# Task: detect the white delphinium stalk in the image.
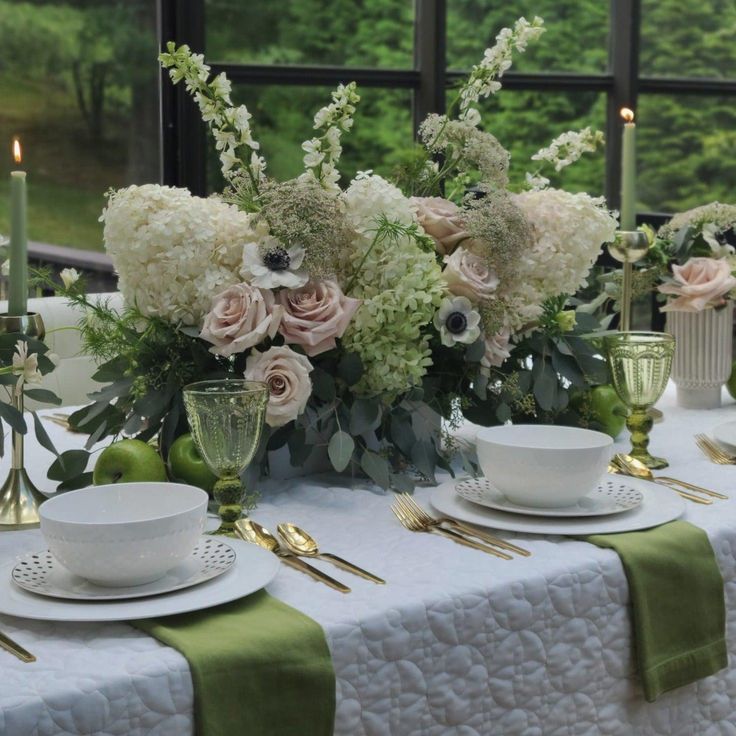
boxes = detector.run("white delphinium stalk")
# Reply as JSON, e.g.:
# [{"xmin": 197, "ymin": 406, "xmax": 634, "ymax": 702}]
[
  {"xmin": 301, "ymin": 82, "xmax": 360, "ymax": 191},
  {"xmin": 530, "ymin": 127, "xmax": 605, "ymax": 173},
  {"xmin": 159, "ymin": 43, "xmax": 264, "ymax": 193},
  {"xmin": 457, "ymin": 16, "xmax": 545, "ymax": 123}
]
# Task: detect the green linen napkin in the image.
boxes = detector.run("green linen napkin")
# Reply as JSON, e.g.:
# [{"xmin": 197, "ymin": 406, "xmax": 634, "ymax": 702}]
[
  {"xmin": 586, "ymin": 520, "xmax": 727, "ymax": 702},
  {"xmin": 133, "ymin": 590, "xmax": 335, "ymax": 736}
]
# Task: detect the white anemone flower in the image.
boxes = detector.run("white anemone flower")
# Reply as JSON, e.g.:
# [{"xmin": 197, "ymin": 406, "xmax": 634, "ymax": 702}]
[
  {"xmin": 241, "ymin": 239, "xmax": 309, "ymax": 289},
  {"xmin": 434, "ymin": 296, "xmax": 481, "ymax": 347}
]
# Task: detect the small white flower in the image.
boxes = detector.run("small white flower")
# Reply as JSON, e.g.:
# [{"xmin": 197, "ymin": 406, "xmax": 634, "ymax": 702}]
[
  {"xmin": 702, "ymin": 222, "xmax": 735, "ymax": 258},
  {"xmin": 12, "ymin": 340, "xmax": 42, "ymax": 384},
  {"xmin": 433, "ymin": 296, "xmax": 481, "ymax": 347},
  {"xmin": 241, "ymin": 239, "xmax": 309, "ymax": 289},
  {"xmin": 60, "ymin": 267, "xmax": 80, "ymax": 289}
]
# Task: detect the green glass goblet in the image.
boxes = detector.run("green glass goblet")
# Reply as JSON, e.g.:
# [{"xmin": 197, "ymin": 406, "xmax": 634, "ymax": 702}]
[
  {"xmin": 183, "ymin": 379, "xmax": 268, "ymax": 536},
  {"xmin": 604, "ymin": 331, "xmax": 675, "ymax": 469}
]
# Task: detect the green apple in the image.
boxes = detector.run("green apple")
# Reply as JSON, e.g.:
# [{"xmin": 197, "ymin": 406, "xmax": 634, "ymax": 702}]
[
  {"xmin": 93, "ymin": 439, "xmax": 167, "ymax": 485},
  {"xmin": 727, "ymin": 360, "xmax": 736, "ymax": 400},
  {"xmin": 167, "ymin": 434, "xmax": 216, "ymax": 495},
  {"xmin": 587, "ymin": 385, "xmax": 628, "ymax": 439}
]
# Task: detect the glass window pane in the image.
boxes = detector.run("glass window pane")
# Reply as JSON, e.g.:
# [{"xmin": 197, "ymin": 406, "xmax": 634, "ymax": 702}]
[
  {"xmin": 447, "ymin": 1, "xmax": 609, "ymax": 73},
  {"xmin": 205, "ymin": 0, "xmax": 414, "ymax": 68},
  {"xmin": 0, "ymin": 0, "xmax": 160, "ymax": 252},
  {"xmin": 640, "ymin": 0, "xmax": 736, "ymax": 78},
  {"xmin": 206, "ymin": 85, "xmax": 413, "ymax": 192},
  {"xmin": 637, "ymin": 94, "xmax": 736, "ymax": 212},
  {"xmin": 468, "ymin": 90, "xmax": 606, "ymax": 195}
]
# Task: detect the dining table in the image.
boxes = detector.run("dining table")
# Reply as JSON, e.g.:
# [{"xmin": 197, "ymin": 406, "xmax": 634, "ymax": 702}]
[{"xmin": 1, "ymin": 382, "xmax": 736, "ymax": 736}]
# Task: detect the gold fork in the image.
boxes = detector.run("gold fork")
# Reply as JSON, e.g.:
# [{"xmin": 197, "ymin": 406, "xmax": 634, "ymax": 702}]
[
  {"xmin": 695, "ymin": 434, "xmax": 736, "ymax": 465},
  {"xmin": 391, "ymin": 501, "xmax": 511, "ymax": 558},
  {"xmin": 398, "ymin": 493, "xmax": 530, "ymax": 557}
]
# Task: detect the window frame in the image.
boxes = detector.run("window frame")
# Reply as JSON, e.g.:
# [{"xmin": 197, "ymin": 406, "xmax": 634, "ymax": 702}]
[{"xmin": 159, "ymin": 0, "xmax": 736, "ymax": 214}]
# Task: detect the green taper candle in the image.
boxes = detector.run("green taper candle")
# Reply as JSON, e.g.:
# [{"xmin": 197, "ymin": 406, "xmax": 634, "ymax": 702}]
[
  {"xmin": 8, "ymin": 138, "xmax": 27, "ymax": 317},
  {"xmin": 620, "ymin": 108, "xmax": 636, "ymax": 231}
]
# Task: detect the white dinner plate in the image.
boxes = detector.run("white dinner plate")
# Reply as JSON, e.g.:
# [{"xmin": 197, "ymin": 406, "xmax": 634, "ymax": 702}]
[
  {"xmin": 455, "ymin": 477, "xmax": 643, "ymax": 518},
  {"xmin": 432, "ymin": 473, "xmax": 685, "ymax": 536},
  {"xmin": 0, "ymin": 537, "xmax": 279, "ymax": 622},
  {"xmin": 11, "ymin": 537, "xmax": 236, "ymax": 601},
  {"xmin": 712, "ymin": 420, "xmax": 736, "ymax": 452}
]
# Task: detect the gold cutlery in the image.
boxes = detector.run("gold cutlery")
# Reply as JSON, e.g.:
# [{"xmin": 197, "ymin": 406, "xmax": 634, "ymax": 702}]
[
  {"xmin": 391, "ymin": 500, "xmax": 511, "ymax": 558},
  {"xmin": 277, "ymin": 523, "xmax": 385, "ymax": 584},
  {"xmin": 695, "ymin": 434, "xmax": 736, "ymax": 466},
  {"xmin": 611, "ymin": 453, "xmax": 724, "ymax": 503},
  {"xmin": 234, "ymin": 519, "xmax": 351, "ymax": 593},
  {"xmin": 0, "ymin": 630, "xmax": 35, "ymax": 663},
  {"xmin": 397, "ymin": 493, "xmax": 530, "ymax": 557}
]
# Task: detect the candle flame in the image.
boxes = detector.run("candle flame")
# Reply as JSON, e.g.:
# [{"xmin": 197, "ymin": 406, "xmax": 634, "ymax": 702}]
[
  {"xmin": 12, "ymin": 138, "xmax": 21, "ymax": 164},
  {"xmin": 620, "ymin": 107, "xmax": 635, "ymax": 123}
]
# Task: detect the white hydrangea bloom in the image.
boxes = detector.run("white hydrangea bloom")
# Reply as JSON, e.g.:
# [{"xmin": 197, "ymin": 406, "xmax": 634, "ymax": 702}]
[
  {"xmin": 342, "ymin": 175, "xmax": 445, "ymax": 396},
  {"xmin": 101, "ymin": 184, "xmax": 263, "ymax": 325},
  {"xmin": 512, "ymin": 188, "xmax": 618, "ymax": 303}
]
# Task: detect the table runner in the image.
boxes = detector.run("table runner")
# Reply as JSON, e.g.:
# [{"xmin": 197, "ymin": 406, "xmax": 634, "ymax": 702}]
[
  {"xmin": 587, "ymin": 520, "xmax": 727, "ymax": 701},
  {"xmin": 133, "ymin": 590, "xmax": 335, "ymax": 736}
]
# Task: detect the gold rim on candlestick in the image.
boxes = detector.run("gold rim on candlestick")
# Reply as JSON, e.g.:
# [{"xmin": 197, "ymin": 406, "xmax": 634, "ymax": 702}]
[
  {"xmin": 0, "ymin": 312, "xmax": 47, "ymax": 530},
  {"xmin": 607, "ymin": 230, "xmax": 650, "ymax": 332}
]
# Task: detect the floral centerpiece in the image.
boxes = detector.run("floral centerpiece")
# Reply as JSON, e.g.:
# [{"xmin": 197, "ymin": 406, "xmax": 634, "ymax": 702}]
[{"xmin": 49, "ymin": 17, "xmax": 619, "ymax": 495}]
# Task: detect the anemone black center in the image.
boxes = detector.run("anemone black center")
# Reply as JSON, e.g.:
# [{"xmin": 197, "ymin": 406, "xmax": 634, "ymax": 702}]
[
  {"xmin": 263, "ymin": 247, "xmax": 291, "ymax": 271},
  {"xmin": 446, "ymin": 311, "xmax": 467, "ymax": 334}
]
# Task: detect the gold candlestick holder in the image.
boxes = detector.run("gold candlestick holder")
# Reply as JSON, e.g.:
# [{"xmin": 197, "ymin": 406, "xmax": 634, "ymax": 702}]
[
  {"xmin": 607, "ymin": 230, "xmax": 650, "ymax": 331},
  {"xmin": 0, "ymin": 313, "xmax": 47, "ymax": 530}
]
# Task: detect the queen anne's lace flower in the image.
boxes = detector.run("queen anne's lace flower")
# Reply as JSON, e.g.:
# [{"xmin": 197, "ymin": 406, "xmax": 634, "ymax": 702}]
[
  {"xmin": 102, "ymin": 184, "xmax": 260, "ymax": 325},
  {"xmin": 530, "ymin": 128, "xmax": 604, "ymax": 173}
]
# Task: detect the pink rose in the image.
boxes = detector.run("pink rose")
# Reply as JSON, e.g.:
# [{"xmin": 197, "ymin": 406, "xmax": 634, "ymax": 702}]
[
  {"xmin": 277, "ymin": 280, "xmax": 361, "ymax": 357},
  {"xmin": 411, "ymin": 196, "xmax": 471, "ymax": 255},
  {"xmin": 200, "ymin": 283, "xmax": 282, "ymax": 357},
  {"xmin": 659, "ymin": 257, "xmax": 736, "ymax": 312},
  {"xmin": 480, "ymin": 328, "xmax": 512, "ymax": 370},
  {"xmin": 443, "ymin": 247, "xmax": 499, "ymax": 302},
  {"xmin": 244, "ymin": 346, "xmax": 313, "ymax": 427}
]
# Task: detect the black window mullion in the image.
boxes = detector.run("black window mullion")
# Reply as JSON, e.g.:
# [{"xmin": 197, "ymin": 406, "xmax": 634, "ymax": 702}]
[
  {"xmin": 159, "ymin": 0, "xmax": 207, "ymax": 195},
  {"xmin": 414, "ymin": 0, "xmax": 446, "ymax": 132},
  {"xmin": 606, "ymin": 0, "xmax": 641, "ymax": 210}
]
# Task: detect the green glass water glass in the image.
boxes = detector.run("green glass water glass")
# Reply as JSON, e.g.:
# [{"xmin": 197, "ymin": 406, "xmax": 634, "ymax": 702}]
[
  {"xmin": 183, "ymin": 379, "xmax": 268, "ymax": 536},
  {"xmin": 604, "ymin": 331, "xmax": 675, "ymax": 469}
]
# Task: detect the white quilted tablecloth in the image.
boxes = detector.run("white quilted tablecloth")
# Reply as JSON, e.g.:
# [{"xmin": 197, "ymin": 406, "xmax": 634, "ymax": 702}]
[{"xmin": 2, "ymin": 384, "xmax": 736, "ymax": 736}]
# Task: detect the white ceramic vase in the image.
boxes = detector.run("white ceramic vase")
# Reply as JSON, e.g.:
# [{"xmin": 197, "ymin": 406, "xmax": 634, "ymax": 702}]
[{"xmin": 667, "ymin": 301, "xmax": 734, "ymax": 409}]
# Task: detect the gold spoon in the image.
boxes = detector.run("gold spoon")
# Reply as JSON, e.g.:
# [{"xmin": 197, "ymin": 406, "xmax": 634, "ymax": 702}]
[
  {"xmin": 234, "ymin": 519, "xmax": 351, "ymax": 593},
  {"xmin": 612, "ymin": 453, "xmax": 718, "ymax": 504},
  {"xmin": 277, "ymin": 523, "xmax": 385, "ymax": 584}
]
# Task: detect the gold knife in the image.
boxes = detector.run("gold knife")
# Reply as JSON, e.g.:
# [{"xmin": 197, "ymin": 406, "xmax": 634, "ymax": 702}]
[{"xmin": 0, "ymin": 630, "xmax": 35, "ymax": 663}]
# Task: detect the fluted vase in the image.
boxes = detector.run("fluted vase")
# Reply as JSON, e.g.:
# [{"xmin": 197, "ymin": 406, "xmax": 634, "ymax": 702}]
[{"xmin": 667, "ymin": 302, "xmax": 734, "ymax": 409}]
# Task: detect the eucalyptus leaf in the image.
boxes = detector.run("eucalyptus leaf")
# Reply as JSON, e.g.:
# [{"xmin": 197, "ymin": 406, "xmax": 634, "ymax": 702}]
[
  {"xmin": 390, "ymin": 473, "xmax": 415, "ymax": 493},
  {"xmin": 24, "ymin": 388, "xmax": 63, "ymax": 406},
  {"xmin": 311, "ymin": 369, "xmax": 336, "ymax": 402},
  {"xmin": 88, "ymin": 377, "xmax": 134, "ymax": 403},
  {"xmin": 92, "ymin": 355, "xmax": 128, "ymax": 384},
  {"xmin": 349, "ymin": 398, "xmax": 381, "ymax": 435},
  {"xmin": 57, "ymin": 472, "xmax": 94, "ymax": 492},
  {"xmin": 328, "ymin": 430, "xmax": 354, "ymax": 472},
  {"xmin": 287, "ymin": 428, "xmax": 312, "ymax": 466},
  {"xmin": 496, "ymin": 403, "xmax": 512, "ymax": 423},
  {"xmin": 551, "ymin": 350, "xmax": 585, "ymax": 387},
  {"xmin": 31, "ymin": 411, "xmax": 59, "ymax": 457},
  {"xmin": 465, "ymin": 338, "xmax": 486, "ymax": 363},
  {"xmin": 85, "ymin": 420, "xmax": 109, "ymax": 451},
  {"xmin": 0, "ymin": 402, "xmax": 27, "ymax": 435},
  {"xmin": 337, "ymin": 353, "xmax": 363, "ymax": 386},
  {"xmin": 532, "ymin": 359, "xmax": 558, "ymax": 412},
  {"xmin": 389, "ymin": 413, "xmax": 415, "ymax": 457},
  {"xmin": 48, "ymin": 449, "xmax": 90, "ymax": 481},
  {"xmin": 411, "ymin": 440, "xmax": 436, "ymax": 483},
  {"xmin": 360, "ymin": 450, "xmax": 390, "ymax": 489}
]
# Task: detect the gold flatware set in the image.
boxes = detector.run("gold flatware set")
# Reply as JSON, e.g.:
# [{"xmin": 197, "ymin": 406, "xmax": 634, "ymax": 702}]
[
  {"xmin": 0, "ymin": 628, "xmax": 35, "ymax": 663},
  {"xmin": 391, "ymin": 493, "xmax": 530, "ymax": 559},
  {"xmin": 695, "ymin": 434, "xmax": 736, "ymax": 466},
  {"xmin": 234, "ymin": 519, "xmax": 384, "ymax": 593}
]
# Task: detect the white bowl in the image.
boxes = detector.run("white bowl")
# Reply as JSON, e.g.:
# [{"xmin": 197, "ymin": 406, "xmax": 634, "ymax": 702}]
[
  {"xmin": 39, "ymin": 483, "xmax": 208, "ymax": 587},
  {"xmin": 475, "ymin": 425, "xmax": 613, "ymax": 508}
]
